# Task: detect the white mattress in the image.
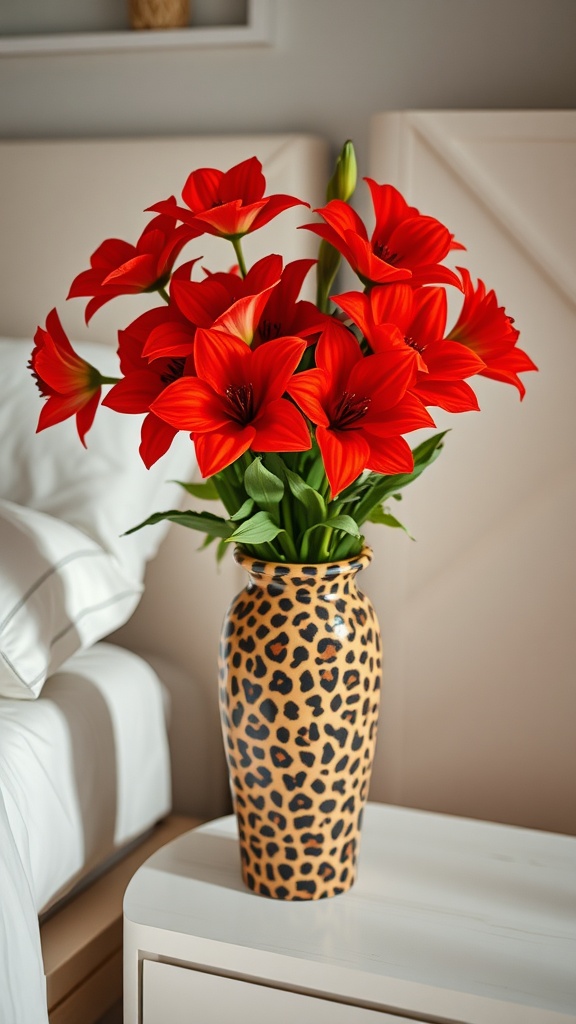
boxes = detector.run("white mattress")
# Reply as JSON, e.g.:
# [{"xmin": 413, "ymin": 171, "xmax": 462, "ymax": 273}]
[{"xmin": 0, "ymin": 641, "xmax": 172, "ymax": 1023}]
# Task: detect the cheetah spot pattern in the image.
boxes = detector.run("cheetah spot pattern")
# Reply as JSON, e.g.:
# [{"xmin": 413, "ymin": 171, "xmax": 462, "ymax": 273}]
[{"xmin": 219, "ymin": 549, "xmax": 381, "ymax": 901}]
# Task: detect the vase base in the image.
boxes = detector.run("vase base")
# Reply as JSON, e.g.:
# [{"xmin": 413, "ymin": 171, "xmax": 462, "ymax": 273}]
[
  {"xmin": 241, "ymin": 863, "xmax": 357, "ymax": 901},
  {"xmin": 237, "ymin": 825, "xmax": 361, "ymax": 900}
]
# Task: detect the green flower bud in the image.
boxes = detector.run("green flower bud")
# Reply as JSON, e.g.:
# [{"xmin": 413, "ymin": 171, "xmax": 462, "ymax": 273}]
[{"xmin": 326, "ymin": 140, "xmax": 357, "ymax": 203}]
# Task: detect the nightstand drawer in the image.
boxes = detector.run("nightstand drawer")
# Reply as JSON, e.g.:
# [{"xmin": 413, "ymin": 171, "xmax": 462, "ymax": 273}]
[{"xmin": 142, "ymin": 959, "xmax": 420, "ymax": 1023}]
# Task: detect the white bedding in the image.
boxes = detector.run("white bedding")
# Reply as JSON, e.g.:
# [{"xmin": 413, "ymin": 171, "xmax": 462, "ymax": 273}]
[{"xmin": 0, "ymin": 641, "xmax": 172, "ymax": 1024}]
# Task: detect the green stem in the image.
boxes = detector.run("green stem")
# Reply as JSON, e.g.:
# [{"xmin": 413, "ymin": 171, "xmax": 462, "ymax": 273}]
[
  {"xmin": 213, "ymin": 469, "xmax": 243, "ymax": 517},
  {"xmin": 231, "ymin": 237, "xmax": 248, "ymax": 278},
  {"xmin": 254, "ymin": 540, "xmax": 282, "ymax": 562},
  {"xmin": 279, "ymin": 474, "xmax": 296, "ymax": 556},
  {"xmin": 316, "ymin": 525, "xmax": 334, "ymax": 561},
  {"xmin": 306, "ymin": 445, "xmax": 328, "ymax": 494},
  {"xmin": 99, "ymin": 375, "xmax": 121, "ymax": 386},
  {"xmin": 277, "ymin": 528, "xmax": 299, "ymax": 563},
  {"xmin": 158, "ymin": 285, "xmax": 171, "ymax": 304}
]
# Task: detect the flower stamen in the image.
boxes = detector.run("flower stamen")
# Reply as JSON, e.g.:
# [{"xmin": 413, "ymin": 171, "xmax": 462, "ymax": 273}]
[
  {"xmin": 160, "ymin": 357, "xmax": 186, "ymax": 385},
  {"xmin": 226, "ymin": 382, "xmax": 255, "ymax": 424},
  {"xmin": 373, "ymin": 240, "xmax": 398, "ymax": 264},
  {"xmin": 260, "ymin": 319, "xmax": 282, "ymax": 341},
  {"xmin": 404, "ymin": 335, "xmax": 425, "ymax": 355},
  {"xmin": 331, "ymin": 391, "xmax": 371, "ymax": 430}
]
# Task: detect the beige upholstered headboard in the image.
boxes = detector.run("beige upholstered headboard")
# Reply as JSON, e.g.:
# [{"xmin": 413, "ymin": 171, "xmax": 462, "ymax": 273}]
[{"xmin": 0, "ymin": 133, "xmax": 329, "ymax": 820}]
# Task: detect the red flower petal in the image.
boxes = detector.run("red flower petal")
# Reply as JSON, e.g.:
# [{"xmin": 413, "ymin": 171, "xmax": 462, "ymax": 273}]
[
  {"xmin": 103, "ymin": 371, "xmax": 162, "ymax": 413},
  {"xmin": 423, "ymin": 339, "xmax": 485, "ymax": 380},
  {"xmin": 194, "ymin": 424, "xmax": 255, "ymax": 477},
  {"xmin": 151, "ymin": 376, "xmax": 232, "ymax": 432},
  {"xmin": 388, "ymin": 217, "xmax": 452, "ymax": 269},
  {"xmin": 361, "ymin": 393, "xmax": 434, "ymax": 437},
  {"xmin": 316, "ymin": 426, "xmax": 370, "ymax": 497},
  {"xmin": 213, "ymin": 285, "xmax": 278, "ymax": 344},
  {"xmin": 314, "ymin": 199, "xmax": 369, "ymax": 243},
  {"xmin": 364, "ymin": 434, "xmax": 415, "ymax": 476},
  {"xmin": 366, "ymin": 180, "xmax": 414, "ymax": 236},
  {"xmin": 139, "ymin": 414, "xmax": 180, "ymax": 468},
  {"xmin": 181, "ymin": 167, "xmax": 223, "ymax": 211},
  {"xmin": 143, "ymin": 320, "xmax": 196, "ymax": 361},
  {"xmin": 220, "ymin": 157, "xmax": 265, "ymax": 204},
  {"xmin": 103, "ymin": 253, "xmax": 158, "ymax": 290},
  {"xmin": 193, "ymin": 329, "xmax": 251, "ymax": 394},
  {"xmin": 194, "ymin": 198, "xmax": 268, "ymax": 237},
  {"xmin": 287, "ymin": 368, "xmax": 330, "ymax": 427},
  {"xmin": 412, "ymin": 378, "xmax": 480, "ymax": 413},
  {"xmin": 252, "ymin": 398, "xmax": 311, "ymax": 453}
]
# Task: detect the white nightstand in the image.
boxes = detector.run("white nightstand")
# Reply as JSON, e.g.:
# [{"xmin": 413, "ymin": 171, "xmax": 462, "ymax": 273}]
[{"xmin": 124, "ymin": 803, "xmax": 576, "ymax": 1024}]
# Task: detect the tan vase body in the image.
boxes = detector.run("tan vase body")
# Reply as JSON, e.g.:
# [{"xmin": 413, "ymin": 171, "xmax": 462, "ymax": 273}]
[{"xmin": 218, "ymin": 548, "xmax": 381, "ymax": 900}]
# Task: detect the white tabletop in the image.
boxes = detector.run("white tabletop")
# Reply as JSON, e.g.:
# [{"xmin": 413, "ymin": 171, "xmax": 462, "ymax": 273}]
[{"xmin": 124, "ymin": 803, "xmax": 576, "ymax": 1024}]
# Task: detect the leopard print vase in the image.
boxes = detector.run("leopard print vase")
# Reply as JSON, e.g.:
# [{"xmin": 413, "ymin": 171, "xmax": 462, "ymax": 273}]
[{"xmin": 218, "ymin": 547, "xmax": 382, "ymax": 900}]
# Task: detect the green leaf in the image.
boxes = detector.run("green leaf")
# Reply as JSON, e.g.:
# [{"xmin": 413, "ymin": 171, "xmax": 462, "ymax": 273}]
[
  {"xmin": 301, "ymin": 514, "xmax": 361, "ymax": 546},
  {"xmin": 228, "ymin": 510, "xmax": 286, "ymax": 545},
  {"xmin": 264, "ymin": 453, "xmax": 327, "ymax": 522},
  {"xmin": 244, "ymin": 458, "xmax": 284, "ymax": 514},
  {"xmin": 124, "ymin": 509, "xmax": 233, "ymax": 539},
  {"xmin": 388, "ymin": 430, "xmax": 449, "ymax": 491},
  {"xmin": 367, "ymin": 505, "xmax": 414, "ymax": 540},
  {"xmin": 229, "ymin": 497, "xmax": 255, "ymax": 521},
  {"xmin": 215, "ymin": 538, "xmax": 229, "ymax": 563},
  {"xmin": 331, "ymin": 531, "xmax": 366, "ymax": 560},
  {"xmin": 325, "ymin": 514, "xmax": 361, "ymax": 537},
  {"xmin": 198, "ymin": 533, "xmax": 230, "ymax": 564},
  {"xmin": 285, "ymin": 468, "xmax": 327, "ymax": 522},
  {"xmin": 354, "ymin": 431, "xmax": 448, "ymax": 525},
  {"xmin": 173, "ymin": 478, "xmax": 220, "ymax": 500}
]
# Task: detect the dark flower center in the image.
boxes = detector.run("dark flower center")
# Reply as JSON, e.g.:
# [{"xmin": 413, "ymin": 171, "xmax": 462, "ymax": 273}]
[
  {"xmin": 226, "ymin": 382, "xmax": 255, "ymax": 424},
  {"xmin": 161, "ymin": 357, "xmax": 186, "ymax": 385},
  {"xmin": 331, "ymin": 391, "xmax": 371, "ymax": 430},
  {"xmin": 259, "ymin": 319, "xmax": 282, "ymax": 341},
  {"xmin": 404, "ymin": 335, "xmax": 425, "ymax": 355},
  {"xmin": 373, "ymin": 240, "xmax": 398, "ymax": 264},
  {"xmin": 144, "ymin": 271, "xmax": 171, "ymax": 293}
]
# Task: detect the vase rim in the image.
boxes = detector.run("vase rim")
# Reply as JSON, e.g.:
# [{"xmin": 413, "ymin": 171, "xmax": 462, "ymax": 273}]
[{"xmin": 233, "ymin": 545, "xmax": 373, "ymax": 579}]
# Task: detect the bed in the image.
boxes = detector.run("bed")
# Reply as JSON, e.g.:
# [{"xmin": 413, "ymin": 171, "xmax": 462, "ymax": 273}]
[{"xmin": 0, "ymin": 132, "xmax": 328, "ymax": 1024}]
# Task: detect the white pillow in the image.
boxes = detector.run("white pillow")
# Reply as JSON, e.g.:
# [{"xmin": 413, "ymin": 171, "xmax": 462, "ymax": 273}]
[
  {"xmin": 0, "ymin": 499, "xmax": 143, "ymax": 699},
  {"xmin": 1, "ymin": 337, "xmax": 196, "ymax": 581}
]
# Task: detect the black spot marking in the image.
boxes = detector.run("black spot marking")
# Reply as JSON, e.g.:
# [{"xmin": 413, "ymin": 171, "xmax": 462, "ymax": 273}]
[{"xmin": 241, "ymin": 678, "xmax": 262, "ymax": 703}]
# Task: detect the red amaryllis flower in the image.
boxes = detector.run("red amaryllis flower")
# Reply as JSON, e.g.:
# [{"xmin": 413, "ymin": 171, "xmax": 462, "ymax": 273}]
[
  {"xmin": 143, "ymin": 256, "xmax": 283, "ymax": 362},
  {"xmin": 150, "ymin": 157, "xmax": 308, "ymax": 240},
  {"xmin": 151, "ymin": 329, "xmax": 311, "ymax": 478},
  {"xmin": 334, "ymin": 285, "xmax": 486, "ymax": 413},
  {"xmin": 252, "ymin": 259, "xmax": 333, "ymax": 348},
  {"xmin": 30, "ymin": 309, "xmax": 105, "ymax": 445},
  {"xmin": 447, "ymin": 268, "xmax": 537, "ymax": 398},
  {"xmin": 103, "ymin": 306, "xmax": 195, "ymax": 467},
  {"xmin": 304, "ymin": 181, "xmax": 463, "ymax": 290},
  {"xmin": 287, "ymin": 320, "xmax": 435, "ymax": 497},
  {"xmin": 68, "ymin": 208, "xmax": 200, "ymax": 323}
]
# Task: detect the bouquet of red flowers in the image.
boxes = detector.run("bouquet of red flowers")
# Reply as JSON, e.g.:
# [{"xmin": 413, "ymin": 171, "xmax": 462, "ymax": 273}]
[{"xmin": 30, "ymin": 142, "xmax": 536, "ymax": 564}]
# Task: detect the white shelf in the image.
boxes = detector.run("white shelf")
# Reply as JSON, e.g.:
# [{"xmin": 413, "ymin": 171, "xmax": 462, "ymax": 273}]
[{"xmin": 0, "ymin": 0, "xmax": 274, "ymax": 56}]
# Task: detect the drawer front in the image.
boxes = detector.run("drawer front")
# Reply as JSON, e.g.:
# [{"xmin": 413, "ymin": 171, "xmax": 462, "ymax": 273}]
[{"xmin": 142, "ymin": 959, "xmax": 420, "ymax": 1023}]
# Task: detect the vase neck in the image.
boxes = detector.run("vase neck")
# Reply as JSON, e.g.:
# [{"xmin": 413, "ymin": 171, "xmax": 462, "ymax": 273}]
[{"xmin": 234, "ymin": 549, "xmax": 372, "ymax": 593}]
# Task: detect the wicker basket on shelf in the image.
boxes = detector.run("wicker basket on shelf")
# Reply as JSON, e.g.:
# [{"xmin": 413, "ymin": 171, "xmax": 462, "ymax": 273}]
[{"xmin": 128, "ymin": 0, "xmax": 190, "ymax": 29}]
